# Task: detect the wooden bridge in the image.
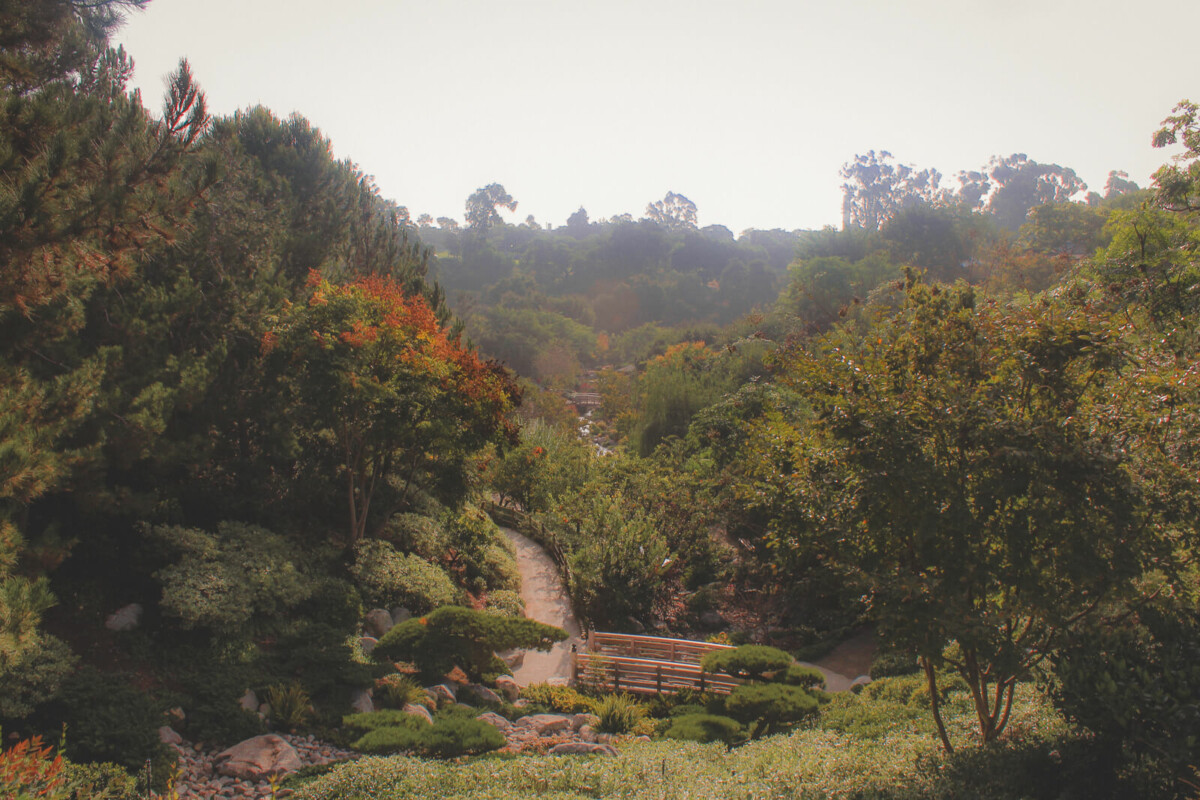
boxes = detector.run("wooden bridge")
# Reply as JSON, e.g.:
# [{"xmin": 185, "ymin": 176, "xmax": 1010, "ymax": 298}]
[
  {"xmin": 572, "ymin": 632, "xmax": 743, "ymax": 695},
  {"xmin": 569, "ymin": 392, "xmax": 602, "ymax": 410}
]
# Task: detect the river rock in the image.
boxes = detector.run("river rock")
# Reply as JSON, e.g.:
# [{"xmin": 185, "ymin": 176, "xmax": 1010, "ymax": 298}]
[
  {"xmin": 516, "ymin": 714, "xmax": 572, "ymax": 734},
  {"xmin": 364, "ymin": 609, "xmax": 394, "ymax": 638},
  {"xmin": 404, "ymin": 703, "xmax": 433, "ymax": 724},
  {"xmin": 475, "ymin": 711, "xmax": 512, "ymax": 731},
  {"xmin": 428, "ymin": 683, "xmax": 457, "ymax": 704},
  {"xmin": 105, "ymin": 603, "xmax": 143, "ymax": 632},
  {"xmin": 463, "ymin": 683, "xmax": 502, "ymax": 705},
  {"xmin": 158, "ymin": 726, "xmax": 182, "ymax": 745},
  {"xmin": 213, "ymin": 734, "xmax": 302, "ymax": 780}
]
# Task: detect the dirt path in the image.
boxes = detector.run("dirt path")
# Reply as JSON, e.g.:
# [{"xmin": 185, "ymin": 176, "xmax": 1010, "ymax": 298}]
[
  {"xmin": 801, "ymin": 628, "xmax": 876, "ymax": 692},
  {"xmin": 501, "ymin": 527, "xmax": 583, "ymax": 686}
]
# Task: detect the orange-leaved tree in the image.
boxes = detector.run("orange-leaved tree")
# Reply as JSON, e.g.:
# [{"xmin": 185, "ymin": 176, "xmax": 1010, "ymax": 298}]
[{"xmin": 267, "ymin": 272, "xmax": 519, "ymax": 544}]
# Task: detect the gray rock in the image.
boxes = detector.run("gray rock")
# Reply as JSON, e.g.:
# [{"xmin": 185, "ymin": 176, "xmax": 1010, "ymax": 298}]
[
  {"xmin": 350, "ymin": 688, "xmax": 374, "ymax": 714},
  {"xmin": 699, "ymin": 610, "xmax": 726, "ymax": 629},
  {"xmin": 105, "ymin": 603, "xmax": 143, "ymax": 632},
  {"xmin": 464, "ymin": 684, "xmax": 502, "ymax": 705},
  {"xmin": 516, "ymin": 714, "xmax": 572, "ymax": 734},
  {"xmin": 548, "ymin": 742, "xmax": 618, "ymax": 756},
  {"xmin": 358, "ymin": 636, "xmax": 378, "ymax": 656},
  {"xmin": 513, "ymin": 698, "xmax": 531, "ymax": 708},
  {"xmin": 158, "ymin": 726, "xmax": 182, "ymax": 745},
  {"xmin": 391, "ymin": 606, "xmax": 412, "ymax": 625},
  {"xmin": 403, "ymin": 703, "xmax": 433, "ymax": 724},
  {"xmin": 571, "ymin": 713, "xmax": 599, "ymax": 731},
  {"xmin": 497, "ymin": 649, "xmax": 525, "ymax": 668},
  {"xmin": 475, "ymin": 711, "xmax": 512, "ymax": 731},
  {"xmin": 213, "ymin": 734, "xmax": 302, "ymax": 780},
  {"xmin": 239, "ymin": 689, "xmax": 259, "ymax": 712},
  {"xmin": 364, "ymin": 609, "xmax": 394, "ymax": 638},
  {"xmin": 494, "ymin": 675, "xmax": 520, "ymax": 701},
  {"xmin": 578, "ymin": 724, "xmax": 596, "ymax": 742}
]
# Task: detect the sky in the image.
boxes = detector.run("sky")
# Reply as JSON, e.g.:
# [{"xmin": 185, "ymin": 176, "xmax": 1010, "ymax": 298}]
[{"xmin": 116, "ymin": 0, "xmax": 1200, "ymax": 235}]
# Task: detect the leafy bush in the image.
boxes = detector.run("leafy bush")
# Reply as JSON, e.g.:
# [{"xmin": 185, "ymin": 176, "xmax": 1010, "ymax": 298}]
[
  {"xmin": 479, "ymin": 544, "xmax": 520, "ymax": 593},
  {"xmin": 152, "ymin": 521, "xmax": 313, "ymax": 635},
  {"xmin": 59, "ymin": 760, "xmax": 138, "ymax": 800},
  {"xmin": 0, "ymin": 633, "xmax": 77, "ymax": 719},
  {"xmin": 483, "ymin": 589, "xmax": 525, "ymax": 618},
  {"xmin": 265, "ymin": 682, "xmax": 312, "ymax": 732},
  {"xmin": 593, "ymin": 693, "xmax": 646, "ymax": 734},
  {"xmin": 418, "ymin": 717, "xmax": 505, "ymax": 758},
  {"xmin": 870, "ymin": 647, "xmax": 920, "ymax": 678},
  {"xmin": 350, "ymin": 540, "xmax": 457, "ymax": 614},
  {"xmin": 723, "ymin": 684, "xmax": 821, "ymax": 739},
  {"xmin": 349, "ymin": 717, "xmax": 427, "ymax": 754},
  {"xmin": 0, "ymin": 734, "xmax": 67, "ymax": 800},
  {"xmin": 700, "ymin": 645, "xmax": 793, "ymax": 681},
  {"xmin": 380, "ymin": 514, "xmax": 447, "ymax": 561},
  {"xmin": 519, "ymin": 683, "xmax": 596, "ymax": 714},
  {"xmin": 662, "ymin": 713, "xmax": 744, "ymax": 745},
  {"xmin": 39, "ymin": 669, "xmax": 172, "ymax": 773},
  {"xmin": 374, "ymin": 606, "xmax": 566, "ymax": 683}
]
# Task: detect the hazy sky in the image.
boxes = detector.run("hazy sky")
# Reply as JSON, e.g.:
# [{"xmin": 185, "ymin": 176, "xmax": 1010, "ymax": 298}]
[{"xmin": 117, "ymin": 0, "xmax": 1199, "ymax": 234}]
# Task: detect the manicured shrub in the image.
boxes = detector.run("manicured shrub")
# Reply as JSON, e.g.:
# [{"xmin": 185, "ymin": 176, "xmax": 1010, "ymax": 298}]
[
  {"xmin": 350, "ymin": 721, "xmax": 426, "ymax": 754},
  {"xmin": 483, "ymin": 589, "xmax": 525, "ymax": 618},
  {"xmin": 374, "ymin": 606, "xmax": 566, "ymax": 682},
  {"xmin": 724, "ymin": 683, "xmax": 821, "ymax": 739},
  {"xmin": 700, "ymin": 645, "xmax": 792, "ymax": 681},
  {"xmin": 519, "ymin": 683, "xmax": 596, "ymax": 714},
  {"xmin": 345, "ymin": 711, "xmax": 504, "ymax": 758},
  {"xmin": 593, "ymin": 693, "xmax": 646, "ymax": 734},
  {"xmin": 417, "ymin": 717, "xmax": 505, "ymax": 758},
  {"xmin": 663, "ymin": 713, "xmax": 744, "ymax": 745},
  {"xmin": 350, "ymin": 540, "xmax": 457, "ymax": 614},
  {"xmin": 775, "ymin": 664, "xmax": 826, "ymax": 690},
  {"xmin": 380, "ymin": 513, "xmax": 447, "ymax": 561},
  {"xmin": 479, "ymin": 544, "xmax": 520, "ymax": 593}
]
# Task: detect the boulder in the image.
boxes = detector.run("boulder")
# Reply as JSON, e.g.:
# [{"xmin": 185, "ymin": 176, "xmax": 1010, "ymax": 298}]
[
  {"xmin": 578, "ymin": 724, "xmax": 597, "ymax": 743},
  {"xmin": 358, "ymin": 636, "xmax": 378, "ymax": 656},
  {"xmin": 428, "ymin": 683, "xmax": 457, "ymax": 704},
  {"xmin": 497, "ymin": 649, "xmax": 525, "ymax": 669},
  {"xmin": 239, "ymin": 689, "xmax": 259, "ymax": 712},
  {"xmin": 105, "ymin": 603, "xmax": 143, "ymax": 632},
  {"xmin": 475, "ymin": 711, "xmax": 512, "ymax": 731},
  {"xmin": 516, "ymin": 714, "xmax": 572, "ymax": 734},
  {"xmin": 403, "ymin": 703, "xmax": 433, "ymax": 724},
  {"xmin": 158, "ymin": 726, "xmax": 182, "ymax": 746},
  {"xmin": 364, "ymin": 609, "xmax": 394, "ymax": 638},
  {"xmin": 493, "ymin": 675, "xmax": 520, "ymax": 701},
  {"xmin": 571, "ymin": 713, "xmax": 599, "ymax": 731},
  {"xmin": 548, "ymin": 742, "xmax": 618, "ymax": 756},
  {"xmin": 390, "ymin": 607, "xmax": 412, "ymax": 625},
  {"xmin": 463, "ymin": 684, "xmax": 502, "ymax": 705},
  {"xmin": 214, "ymin": 734, "xmax": 302, "ymax": 780},
  {"xmin": 512, "ymin": 698, "xmax": 531, "ymax": 708},
  {"xmin": 350, "ymin": 689, "xmax": 374, "ymax": 714}
]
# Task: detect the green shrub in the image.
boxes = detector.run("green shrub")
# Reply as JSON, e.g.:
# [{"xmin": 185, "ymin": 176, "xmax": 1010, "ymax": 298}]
[
  {"xmin": 0, "ymin": 632, "xmax": 77, "ymax": 719},
  {"xmin": 350, "ymin": 540, "xmax": 457, "ymax": 614},
  {"xmin": 380, "ymin": 514, "xmax": 447, "ymax": 561},
  {"xmin": 593, "ymin": 693, "xmax": 646, "ymax": 734},
  {"xmin": 374, "ymin": 675, "xmax": 427, "ymax": 710},
  {"xmin": 343, "ymin": 709, "xmax": 422, "ymax": 734},
  {"xmin": 374, "ymin": 606, "xmax": 566, "ymax": 683},
  {"xmin": 41, "ymin": 669, "xmax": 173, "ymax": 773},
  {"xmin": 59, "ymin": 760, "xmax": 138, "ymax": 799},
  {"xmin": 350, "ymin": 720, "xmax": 427, "ymax": 754},
  {"xmin": 724, "ymin": 683, "xmax": 821, "ymax": 739},
  {"xmin": 519, "ymin": 683, "xmax": 596, "ymax": 714},
  {"xmin": 265, "ymin": 682, "xmax": 312, "ymax": 732},
  {"xmin": 870, "ymin": 648, "xmax": 920, "ymax": 678},
  {"xmin": 182, "ymin": 701, "xmax": 267, "ymax": 745},
  {"xmin": 152, "ymin": 522, "xmax": 313, "ymax": 635},
  {"xmin": 418, "ymin": 717, "xmax": 505, "ymax": 758},
  {"xmin": 775, "ymin": 664, "xmax": 826, "ymax": 690},
  {"xmin": 663, "ymin": 713, "xmax": 744, "ymax": 745},
  {"xmin": 479, "ymin": 544, "xmax": 520, "ymax": 593},
  {"xmin": 483, "ymin": 589, "xmax": 525, "ymax": 618},
  {"xmin": 700, "ymin": 645, "xmax": 793, "ymax": 681}
]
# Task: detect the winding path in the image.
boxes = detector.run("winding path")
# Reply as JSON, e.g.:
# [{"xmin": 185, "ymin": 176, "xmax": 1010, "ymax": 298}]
[{"xmin": 501, "ymin": 527, "xmax": 583, "ymax": 686}]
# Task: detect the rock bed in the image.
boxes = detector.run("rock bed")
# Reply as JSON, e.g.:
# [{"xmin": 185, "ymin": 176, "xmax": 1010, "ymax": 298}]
[{"xmin": 167, "ymin": 734, "xmax": 357, "ymax": 799}]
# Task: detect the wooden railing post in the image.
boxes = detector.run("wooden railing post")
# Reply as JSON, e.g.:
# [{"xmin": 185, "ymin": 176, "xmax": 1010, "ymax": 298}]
[
  {"xmin": 613, "ymin": 662, "xmax": 620, "ymax": 692},
  {"xmin": 656, "ymin": 663, "xmax": 663, "ymax": 694}
]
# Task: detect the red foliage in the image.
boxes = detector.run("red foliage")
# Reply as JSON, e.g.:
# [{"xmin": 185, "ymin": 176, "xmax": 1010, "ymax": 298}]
[{"xmin": 0, "ymin": 735, "xmax": 66, "ymax": 799}]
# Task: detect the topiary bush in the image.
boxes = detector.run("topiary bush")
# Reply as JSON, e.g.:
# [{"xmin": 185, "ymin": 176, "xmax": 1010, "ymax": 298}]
[
  {"xmin": 775, "ymin": 664, "xmax": 826, "ymax": 690},
  {"xmin": 349, "ymin": 540, "xmax": 457, "ymax": 614},
  {"xmin": 723, "ymin": 683, "xmax": 822, "ymax": 739},
  {"xmin": 700, "ymin": 645, "xmax": 793, "ymax": 681},
  {"xmin": 344, "ymin": 710, "xmax": 505, "ymax": 758},
  {"xmin": 418, "ymin": 717, "xmax": 505, "ymax": 758},
  {"xmin": 662, "ymin": 713, "xmax": 744, "ymax": 745},
  {"xmin": 374, "ymin": 606, "xmax": 566, "ymax": 683}
]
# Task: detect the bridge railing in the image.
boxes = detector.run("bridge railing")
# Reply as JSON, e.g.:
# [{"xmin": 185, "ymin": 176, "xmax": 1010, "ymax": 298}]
[{"xmin": 573, "ymin": 632, "xmax": 742, "ymax": 695}]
